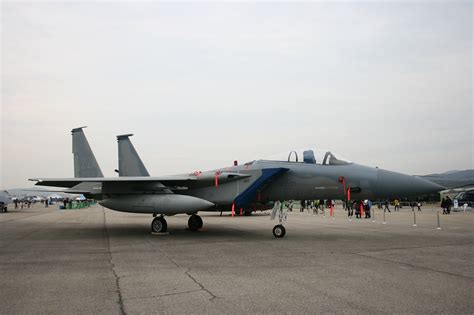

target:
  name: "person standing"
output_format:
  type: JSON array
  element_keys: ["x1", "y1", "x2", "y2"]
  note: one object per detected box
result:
[
  {"x1": 364, "y1": 200, "x2": 371, "y2": 218},
  {"x1": 347, "y1": 201, "x2": 354, "y2": 218},
  {"x1": 384, "y1": 200, "x2": 391, "y2": 213},
  {"x1": 446, "y1": 196, "x2": 452, "y2": 214},
  {"x1": 355, "y1": 201, "x2": 361, "y2": 219},
  {"x1": 313, "y1": 200, "x2": 318, "y2": 214},
  {"x1": 394, "y1": 199, "x2": 400, "y2": 212},
  {"x1": 441, "y1": 197, "x2": 447, "y2": 214},
  {"x1": 417, "y1": 202, "x2": 422, "y2": 211}
]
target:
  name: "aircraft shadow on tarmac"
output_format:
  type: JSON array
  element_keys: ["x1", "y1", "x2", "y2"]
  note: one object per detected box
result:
[
  {"x1": 42, "y1": 221, "x2": 380, "y2": 243},
  {"x1": 40, "y1": 223, "x2": 270, "y2": 241}
]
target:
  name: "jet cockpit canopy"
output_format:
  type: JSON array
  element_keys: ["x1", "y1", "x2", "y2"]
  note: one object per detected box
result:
[{"x1": 262, "y1": 148, "x2": 352, "y2": 166}]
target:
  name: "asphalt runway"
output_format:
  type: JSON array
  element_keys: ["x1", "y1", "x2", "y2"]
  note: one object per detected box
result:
[{"x1": 0, "y1": 203, "x2": 473, "y2": 314}]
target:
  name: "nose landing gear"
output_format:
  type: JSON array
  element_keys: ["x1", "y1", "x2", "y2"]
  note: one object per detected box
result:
[
  {"x1": 270, "y1": 201, "x2": 288, "y2": 238},
  {"x1": 272, "y1": 224, "x2": 286, "y2": 238}
]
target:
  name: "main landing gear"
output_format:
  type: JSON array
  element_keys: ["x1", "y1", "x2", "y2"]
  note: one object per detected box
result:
[
  {"x1": 188, "y1": 214, "x2": 203, "y2": 231},
  {"x1": 151, "y1": 216, "x2": 167, "y2": 233},
  {"x1": 150, "y1": 214, "x2": 204, "y2": 233}
]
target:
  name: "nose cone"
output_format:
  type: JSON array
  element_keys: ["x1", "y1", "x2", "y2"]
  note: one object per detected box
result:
[{"x1": 376, "y1": 169, "x2": 444, "y2": 199}]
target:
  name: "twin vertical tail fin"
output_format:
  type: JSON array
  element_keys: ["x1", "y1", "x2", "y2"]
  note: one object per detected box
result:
[
  {"x1": 71, "y1": 127, "x2": 104, "y2": 178},
  {"x1": 70, "y1": 127, "x2": 148, "y2": 178},
  {"x1": 117, "y1": 134, "x2": 150, "y2": 177}
]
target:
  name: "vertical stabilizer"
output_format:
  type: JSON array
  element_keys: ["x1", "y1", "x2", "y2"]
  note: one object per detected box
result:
[
  {"x1": 71, "y1": 127, "x2": 104, "y2": 178},
  {"x1": 117, "y1": 134, "x2": 150, "y2": 177}
]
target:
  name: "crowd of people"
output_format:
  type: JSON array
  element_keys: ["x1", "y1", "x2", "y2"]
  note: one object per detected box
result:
[
  {"x1": 281, "y1": 197, "x2": 459, "y2": 217},
  {"x1": 10, "y1": 196, "x2": 94, "y2": 211},
  {"x1": 297, "y1": 199, "x2": 333, "y2": 215},
  {"x1": 344, "y1": 200, "x2": 372, "y2": 219},
  {"x1": 277, "y1": 198, "x2": 431, "y2": 219},
  {"x1": 13, "y1": 197, "x2": 57, "y2": 209},
  {"x1": 14, "y1": 198, "x2": 33, "y2": 209}
]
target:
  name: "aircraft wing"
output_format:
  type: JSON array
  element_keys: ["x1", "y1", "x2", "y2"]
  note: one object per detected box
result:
[
  {"x1": 29, "y1": 172, "x2": 251, "y2": 192},
  {"x1": 29, "y1": 176, "x2": 196, "y2": 188}
]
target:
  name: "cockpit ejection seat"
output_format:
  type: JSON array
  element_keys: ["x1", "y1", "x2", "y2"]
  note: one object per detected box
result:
[{"x1": 303, "y1": 150, "x2": 316, "y2": 164}]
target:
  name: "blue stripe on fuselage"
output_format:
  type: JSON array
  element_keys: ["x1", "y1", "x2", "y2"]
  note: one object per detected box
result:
[{"x1": 234, "y1": 168, "x2": 288, "y2": 208}]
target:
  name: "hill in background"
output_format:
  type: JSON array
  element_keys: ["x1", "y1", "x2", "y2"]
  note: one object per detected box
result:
[{"x1": 421, "y1": 169, "x2": 474, "y2": 189}]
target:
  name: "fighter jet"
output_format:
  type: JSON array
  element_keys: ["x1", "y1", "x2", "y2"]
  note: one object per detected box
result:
[{"x1": 30, "y1": 128, "x2": 444, "y2": 238}]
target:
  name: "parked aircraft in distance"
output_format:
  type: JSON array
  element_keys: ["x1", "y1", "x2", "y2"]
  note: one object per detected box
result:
[{"x1": 30, "y1": 127, "x2": 444, "y2": 237}]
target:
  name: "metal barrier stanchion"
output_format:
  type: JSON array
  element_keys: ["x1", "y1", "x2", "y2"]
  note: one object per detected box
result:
[
  {"x1": 437, "y1": 210, "x2": 441, "y2": 230},
  {"x1": 383, "y1": 208, "x2": 386, "y2": 224},
  {"x1": 372, "y1": 208, "x2": 375, "y2": 223},
  {"x1": 413, "y1": 210, "x2": 417, "y2": 227}
]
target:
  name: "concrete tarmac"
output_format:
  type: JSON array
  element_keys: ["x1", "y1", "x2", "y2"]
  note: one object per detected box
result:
[{"x1": 0, "y1": 204, "x2": 473, "y2": 314}]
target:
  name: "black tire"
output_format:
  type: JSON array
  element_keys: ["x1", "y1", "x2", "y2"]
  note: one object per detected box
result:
[
  {"x1": 188, "y1": 214, "x2": 203, "y2": 231},
  {"x1": 244, "y1": 210, "x2": 253, "y2": 216},
  {"x1": 151, "y1": 217, "x2": 167, "y2": 233},
  {"x1": 272, "y1": 225, "x2": 286, "y2": 238}
]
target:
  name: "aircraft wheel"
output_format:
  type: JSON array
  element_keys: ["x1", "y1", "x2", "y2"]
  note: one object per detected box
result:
[
  {"x1": 188, "y1": 214, "x2": 203, "y2": 231},
  {"x1": 244, "y1": 210, "x2": 253, "y2": 216},
  {"x1": 151, "y1": 216, "x2": 167, "y2": 233},
  {"x1": 272, "y1": 224, "x2": 286, "y2": 238}
]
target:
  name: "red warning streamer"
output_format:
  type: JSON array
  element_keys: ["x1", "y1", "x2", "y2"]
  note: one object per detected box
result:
[
  {"x1": 231, "y1": 203, "x2": 235, "y2": 217},
  {"x1": 214, "y1": 170, "x2": 222, "y2": 188},
  {"x1": 339, "y1": 176, "x2": 349, "y2": 200}
]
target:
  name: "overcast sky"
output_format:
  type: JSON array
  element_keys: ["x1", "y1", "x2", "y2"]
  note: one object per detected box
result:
[{"x1": 1, "y1": 1, "x2": 472, "y2": 189}]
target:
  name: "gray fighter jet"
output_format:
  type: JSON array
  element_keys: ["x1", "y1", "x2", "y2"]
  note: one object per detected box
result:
[{"x1": 30, "y1": 128, "x2": 444, "y2": 237}]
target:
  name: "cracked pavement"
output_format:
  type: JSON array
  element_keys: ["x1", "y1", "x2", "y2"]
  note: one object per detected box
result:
[{"x1": 0, "y1": 203, "x2": 473, "y2": 313}]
